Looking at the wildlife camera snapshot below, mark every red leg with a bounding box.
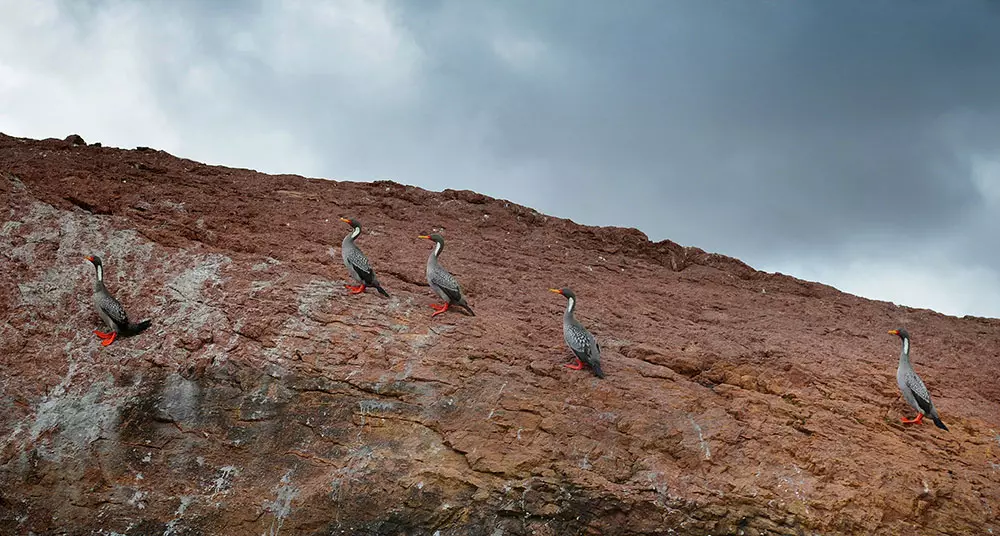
[93,330,113,339]
[344,284,366,294]
[565,357,584,370]
[100,331,117,347]
[430,303,450,317]
[900,413,924,424]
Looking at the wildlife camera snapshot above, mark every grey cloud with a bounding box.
[394,1,1000,258]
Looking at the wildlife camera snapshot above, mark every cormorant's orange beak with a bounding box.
[339,217,352,224]
[85,256,94,262]
[549,288,563,294]
[418,235,431,240]
[887,329,899,335]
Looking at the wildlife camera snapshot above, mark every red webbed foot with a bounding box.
[430,303,450,317]
[564,357,584,370]
[345,284,366,294]
[98,331,118,346]
[901,413,924,425]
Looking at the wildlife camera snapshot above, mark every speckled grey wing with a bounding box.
[347,249,376,283]
[97,292,129,329]
[905,372,935,415]
[565,323,596,363]
[430,268,462,303]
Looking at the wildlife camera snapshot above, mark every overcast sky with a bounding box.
[3,0,1000,318]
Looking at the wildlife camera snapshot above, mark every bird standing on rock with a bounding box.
[339,217,389,297]
[84,255,152,346]
[550,288,604,378]
[418,234,475,317]
[888,328,948,431]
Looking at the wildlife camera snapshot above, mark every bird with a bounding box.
[549,288,604,378]
[339,217,389,297]
[418,234,475,317]
[888,328,948,431]
[84,255,152,346]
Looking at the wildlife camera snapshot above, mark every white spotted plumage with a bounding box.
[96,291,129,330]
[345,247,373,279]
[565,322,594,357]
[902,372,933,411]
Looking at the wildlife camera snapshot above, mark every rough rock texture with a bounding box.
[1,133,999,535]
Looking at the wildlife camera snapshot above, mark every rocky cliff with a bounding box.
[1,133,998,535]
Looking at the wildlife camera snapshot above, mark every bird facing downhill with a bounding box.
[418,234,475,318]
[339,217,389,297]
[888,328,948,431]
[550,288,604,378]
[84,255,152,347]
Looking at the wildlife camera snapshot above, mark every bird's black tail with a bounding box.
[375,285,390,297]
[931,414,949,431]
[458,300,476,317]
[590,361,605,379]
[123,319,152,337]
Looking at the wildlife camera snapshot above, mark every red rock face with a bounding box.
[1,133,998,535]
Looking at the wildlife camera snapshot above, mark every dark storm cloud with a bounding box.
[381,1,1000,261]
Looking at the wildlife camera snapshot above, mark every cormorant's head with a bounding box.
[549,288,576,299]
[85,255,103,267]
[888,328,910,339]
[418,234,445,244]
[340,217,360,229]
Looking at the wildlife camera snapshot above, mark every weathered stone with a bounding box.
[1,133,998,534]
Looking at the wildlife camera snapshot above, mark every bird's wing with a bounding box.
[430,269,462,302]
[567,324,595,361]
[905,372,935,415]
[99,293,130,327]
[347,249,375,281]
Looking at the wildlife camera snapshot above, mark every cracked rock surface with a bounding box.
[1,133,999,535]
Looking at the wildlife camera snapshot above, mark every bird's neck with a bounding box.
[92,264,106,292]
[898,337,911,366]
[564,296,576,319]
[350,226,361,240]
[432,241,443,258]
